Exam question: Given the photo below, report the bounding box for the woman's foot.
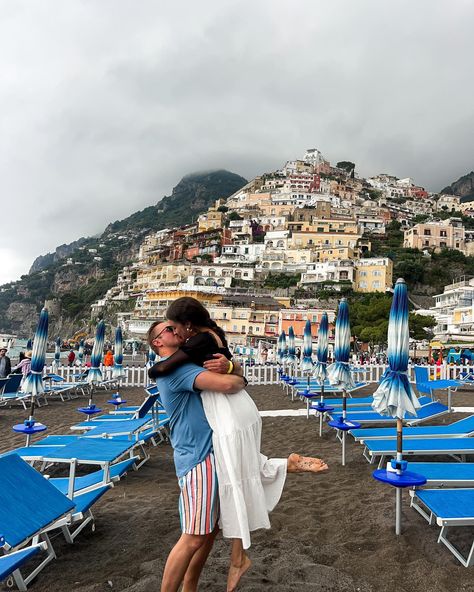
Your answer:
[287,453,328,473]
[227,553,251,592]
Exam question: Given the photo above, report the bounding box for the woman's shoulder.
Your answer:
[185,332,217,347]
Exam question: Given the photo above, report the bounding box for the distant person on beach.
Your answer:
[148,297,328,592]
[260,347,268,365]
[67,349,76,367]
[11,350,32,384]
[103,349,114,366]
[0,348,11,378]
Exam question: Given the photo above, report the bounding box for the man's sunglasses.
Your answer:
[152,326,175,341]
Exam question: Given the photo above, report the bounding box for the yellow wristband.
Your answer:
[226,361,234,374]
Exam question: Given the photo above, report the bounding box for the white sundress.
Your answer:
[201,388,287,549]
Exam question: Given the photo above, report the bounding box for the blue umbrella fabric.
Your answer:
[22,308,49,398]
[313,312,329,383]
[148,347,156,368]
[26,338,33,350]
[52,337,61,370]
[372,279,421,417]
[328,299,355,389]
[112,327,125,378]
[287,326,297,365]
[301,320,314,372]
[87,320,105,383]
[78,339,84,364]
[277,331,287,365]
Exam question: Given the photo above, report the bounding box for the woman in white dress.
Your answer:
[149,297,328,591]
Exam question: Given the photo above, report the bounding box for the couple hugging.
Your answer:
[147,297,328,592]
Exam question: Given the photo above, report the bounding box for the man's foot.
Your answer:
[227,553,251,592]
[288,453,328,473]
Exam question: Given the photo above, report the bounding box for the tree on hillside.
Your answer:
[337,161,355,175]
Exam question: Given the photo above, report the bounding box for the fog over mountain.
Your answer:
[1,0,473,285]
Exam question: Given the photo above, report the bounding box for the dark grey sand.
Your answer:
[1,384,474,592]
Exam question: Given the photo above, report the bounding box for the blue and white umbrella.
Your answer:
[372,278,422,535]
[78,339,84,365]
[328,299,355,389]
[313,312,329,384]
[112,327,125,378]
[287,326,297,366]
[87,320,105,384]
[52,337,61,371]
[147,347,156,368]
[301,320,314,372]
[22,308,48,403]
[26,338,33,350]
[277,331,287,365]
[313,312,329,436]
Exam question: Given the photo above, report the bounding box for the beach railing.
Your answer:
[43,363,470,388]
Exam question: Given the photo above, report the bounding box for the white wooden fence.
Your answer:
[45,362,473,388]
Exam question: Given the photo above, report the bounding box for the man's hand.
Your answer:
[203,353,232,374]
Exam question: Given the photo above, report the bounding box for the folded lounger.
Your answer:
[0,454,109,590]
[409,488,474,567]
[406,462,474,487]
[328,401,449,426]
[0,538,47,592]
[363,437,474,467]
[351,415,474,442]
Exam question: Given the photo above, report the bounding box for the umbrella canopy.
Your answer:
[300,320,314,372]
[78,339,84,363]
[87,320,105,383]
[22,308,48,397]
[287,326,297,365]
[277,331,287,364]
[26,338,33,350]
[313,312,329,383]
[328,298,355,389]
[112,327,125,378]
[372,279,421,418]
[148,347,156,368]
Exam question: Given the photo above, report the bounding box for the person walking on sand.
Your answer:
[11,350,32,385]
[0,347,11,378]
[148,308,328,592]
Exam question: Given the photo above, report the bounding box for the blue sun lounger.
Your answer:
[406,462,474,487]
[351,415,474,442]
[0,454,110,589]
[328,401,449,426]
[363,437,474,467]
[0,541,47,592]
[409,488,474,567]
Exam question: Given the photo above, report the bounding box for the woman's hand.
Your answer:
[203,353,232,374]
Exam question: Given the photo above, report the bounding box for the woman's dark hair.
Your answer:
[166,297,228,347]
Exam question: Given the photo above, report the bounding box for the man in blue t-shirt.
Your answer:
[148,320,246,592]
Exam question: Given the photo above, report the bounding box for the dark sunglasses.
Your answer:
[152,326,175,341]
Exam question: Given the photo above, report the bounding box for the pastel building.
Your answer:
[353,258,393,293]
[403,219,465,252]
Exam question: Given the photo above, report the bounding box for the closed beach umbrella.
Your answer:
[328,299,354,389]
[22,308,49,402]
[287,326,297,366]
[78,339,84,365]
[112,327,125,378]
[301,320,313,372]
[52,337,61,370]
[26,338,33,350]
[148,347,156,368]
[313,312,329,436]
[87,320,105,384]
[277,331,287,365]
[372,278,422,535]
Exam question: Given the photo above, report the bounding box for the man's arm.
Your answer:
[194,370,246,394]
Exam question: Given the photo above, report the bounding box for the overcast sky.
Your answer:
[1,0,473,286]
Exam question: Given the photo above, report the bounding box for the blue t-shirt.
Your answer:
[156,362,212,478]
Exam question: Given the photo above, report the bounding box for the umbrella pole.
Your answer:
[396,417,403,535]
[306,375,310,419]
[342,389,347,466]
[319,382,325,437]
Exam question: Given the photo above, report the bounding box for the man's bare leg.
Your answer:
[182,525,219,592]
[161,532,214,592]
[227,539,251,592]
[287,453,328,473]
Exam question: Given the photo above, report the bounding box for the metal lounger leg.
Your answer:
[438,525,474,567]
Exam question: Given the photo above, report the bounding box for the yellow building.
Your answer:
[353,258,393,293]
[290,230,362,250]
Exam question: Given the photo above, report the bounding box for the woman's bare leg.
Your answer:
[227,539,251,592]
[287,453,328,473]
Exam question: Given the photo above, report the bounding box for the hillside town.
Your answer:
[77,148,473,351]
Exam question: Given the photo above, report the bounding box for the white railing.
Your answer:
[44,362,474,388]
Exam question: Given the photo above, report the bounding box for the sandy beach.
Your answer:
[1,384,474,592]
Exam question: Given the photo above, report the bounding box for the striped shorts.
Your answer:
[178,452,219,535]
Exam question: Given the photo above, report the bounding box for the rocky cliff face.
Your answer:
[29,237,89,274]
[441,171,474,201]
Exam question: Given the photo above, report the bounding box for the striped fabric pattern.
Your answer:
[178,453,219,535]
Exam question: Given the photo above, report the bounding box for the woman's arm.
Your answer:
[148,348,192,379]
